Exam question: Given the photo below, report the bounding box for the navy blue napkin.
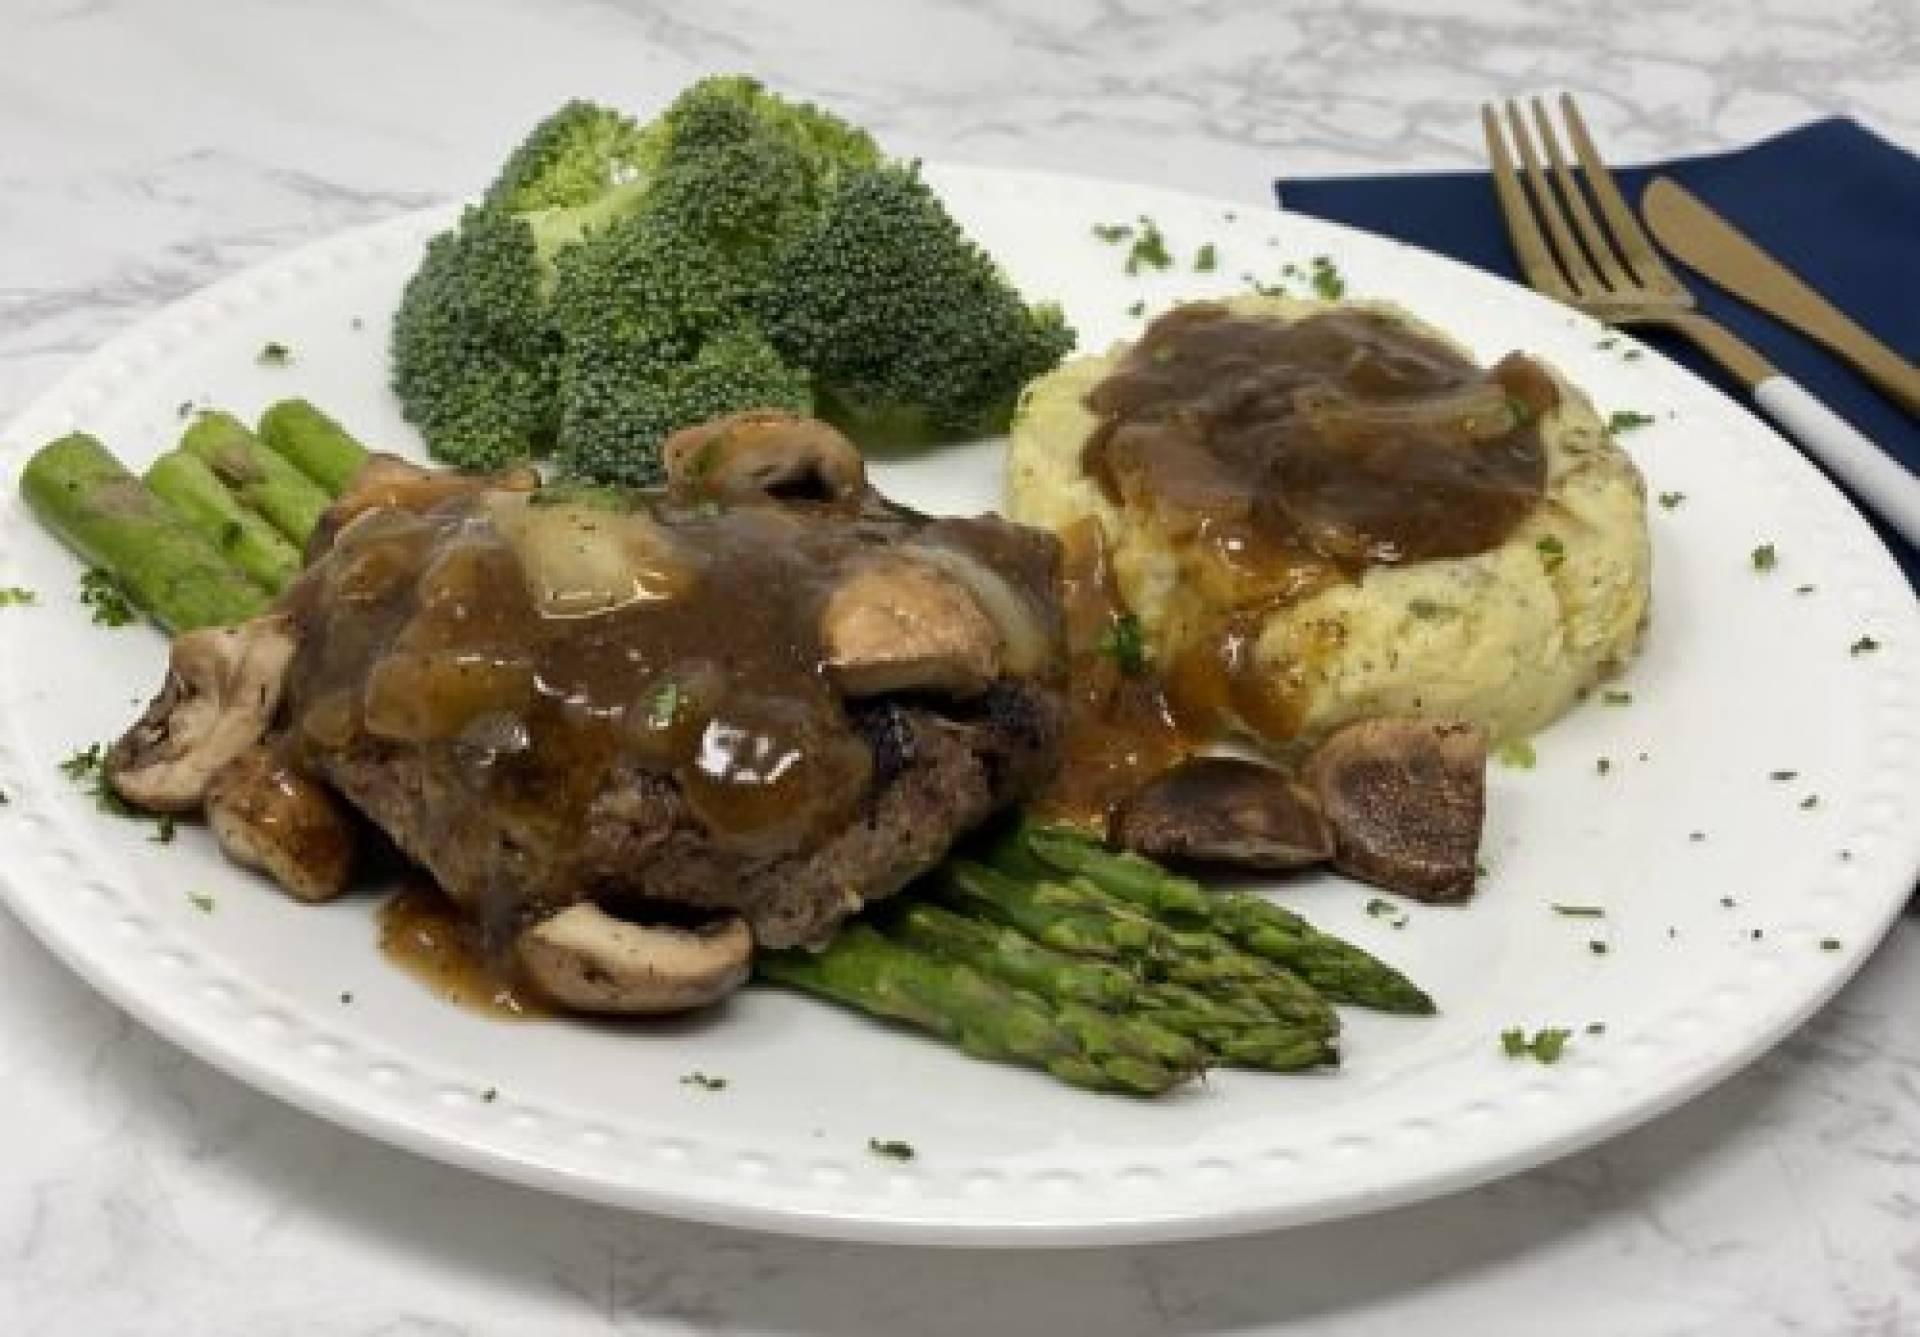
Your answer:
[1277,118,1920,588]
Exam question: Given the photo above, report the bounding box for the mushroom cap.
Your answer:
[107,613,298,813]
[1110,755,1334,870]
[307,453,540,561]
[515,905,752,1014]
[662,411,866,503]
[203,744,358,903]
[820,555,1003,698]
[1306,717,1487,903]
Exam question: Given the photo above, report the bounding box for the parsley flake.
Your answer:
[1750,542,1777,572]
[1596,756,1612,775]
[257,341,293,366]
[1769,770,1797,782]
[1552,904,1605,917]
[1657,491,1686,510]
[1194,242,1219,272]
[681,1072,727,1091]
[1588,940,1609,955]
[1795,584,1816,595]
[1600,689,1632,706]
[79,568,136,627]
[1124,218,1172,275]
[868,1138,915,1161]
[1097,614,1147,675]
[646,680,683,729]
[149,815,177,844]
[1585,1022,1607,1035]
[1126,299,1145,318]
[1819,938,1841,952]
[1092,222,1134,244]
[187,891,215,914]
[1535,534,1566,573]
[1606,410,1656,434]
[1309,255,1346,300]
[1500,1027,1571,1063]
[0,586,36,608]
[1799,794,1819,810]
[1849,635,1880,656]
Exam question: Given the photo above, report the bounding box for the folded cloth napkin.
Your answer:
[1277,118,1920,588]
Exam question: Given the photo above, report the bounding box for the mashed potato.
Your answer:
[1007,294,1651,746]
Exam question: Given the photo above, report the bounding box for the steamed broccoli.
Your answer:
[761,163,1075,445]
[390,79,1073,482]
[556,324,811,486]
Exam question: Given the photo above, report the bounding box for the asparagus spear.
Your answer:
[19,433,271,632]
[258,399,370,495]
[145,450,303,593]
[1022,824,1434,1015]
[756,926,1189,1095]
[936,861,1176,963]
[181,410,331,545]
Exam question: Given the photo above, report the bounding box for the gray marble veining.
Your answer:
[0,1,1915,1332]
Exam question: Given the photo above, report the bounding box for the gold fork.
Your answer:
[1483,94,1920,545]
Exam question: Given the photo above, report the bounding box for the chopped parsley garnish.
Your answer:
[257,340,293,366]
[1596,756,1612,775]
[1769,770,1797,782]
[1600,689,1632,705]
[1657,491,1685,509]
[681,1072,727,1091]
[1500,1026,1571,1063]
[1750,928,1764,940]
[1126,299,1145,318]
[1750,542,1777,572]
[176,400,195,419]
[1092,222,1134,244]
[1799,794,1819,810]
[868,1138,915,1161]
[1365,897,1410,927]
[1097,614,1147,675]
[187,891,216,914]
[1588,940,1609,955]
[150,815,177,844]
[1795,583,1816,595]
[1309,255,1346,300]
[1819,938,1841,952]
[339,991,353,1004]
[1407,598,1454,620]
[1849,635,1880,656]
[1193,242,1219,273]
[1585,1022,1607,1035]
[79,567,136,627]
[646,680,683,729]
[482,1086,498,1102]
[1606,410,1656,434]
[1535,534,1566,573]
[1497,738,1536,769]
[1551,904,1605,917]
[1623,347,1643,360]
[0,586,36,608]
[59,743,104,784]
[1124,218,1172,275]
[1720,896,1736,908]
[1689,831,1707,842]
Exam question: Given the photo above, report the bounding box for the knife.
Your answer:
[1642,176,1920,417]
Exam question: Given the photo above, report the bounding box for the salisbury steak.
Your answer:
[269,415,1065,961]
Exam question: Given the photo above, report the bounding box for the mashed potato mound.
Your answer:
[1006,295,1651,746]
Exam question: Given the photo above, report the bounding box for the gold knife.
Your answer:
[1641,176,1920,417]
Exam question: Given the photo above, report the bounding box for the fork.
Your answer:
[1483,94,1920,547]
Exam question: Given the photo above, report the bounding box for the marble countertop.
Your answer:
[1,0,1916,1332]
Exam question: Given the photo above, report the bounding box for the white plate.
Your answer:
[0,166,1914,1247]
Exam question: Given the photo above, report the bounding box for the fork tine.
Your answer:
[1528,97,1637,293]
[1557,94,1691,299]
[1503,100,1604,296]
[1481,104,1572,300]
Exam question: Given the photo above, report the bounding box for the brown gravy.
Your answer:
[1074,304,1556,753]
[377,882,548,1018]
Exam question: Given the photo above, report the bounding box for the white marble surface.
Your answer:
[1,0,1916,1332]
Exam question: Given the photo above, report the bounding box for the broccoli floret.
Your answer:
[651,76,881,209]
[389,206,563,470]
[555,325,812,486]
[485,100,664,214]
[759,163,1076,444]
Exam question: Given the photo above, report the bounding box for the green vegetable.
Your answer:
[1096,613,1147,674]
[1309,255,1346,300]
[1606,409,1655,433]
[257,341,293,366]
[1536,534,1566,573]
[868,1138,915,1160]
[79,567,137,627]
[1658,491,1685,509]
[1850,635,1880,656]
[1020,827,1433,1015]
[258,399,371,494]
[1124,217,1171,275]
[180,411,331,546]
[756,925,1189,1095]
[1751,542,1777,572]
[19,433,269,632]
[1194,242,1218,272]
[0,587,36,607]
[144,450,301,592]
[1500,1026,1570,1063]
[881,900,1142,1010]
[760,161,1074,447]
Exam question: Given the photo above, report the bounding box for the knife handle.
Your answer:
[1754,377,1920,548]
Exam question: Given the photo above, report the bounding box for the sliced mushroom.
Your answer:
[203,744,358,903]
[1306,717,1487,903]
[662,411,866,503]
[106,612,299,813]
[1110,756,1334,870]
[515,904,752,1014]
[307,453,540,561]
[820,556,1002,697]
